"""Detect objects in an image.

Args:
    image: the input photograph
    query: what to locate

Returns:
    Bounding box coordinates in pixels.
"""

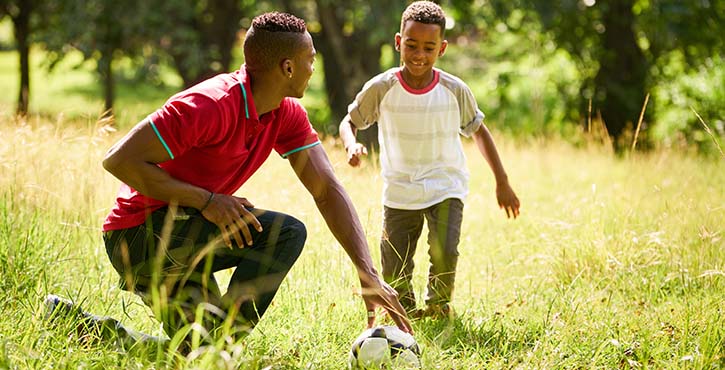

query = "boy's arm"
[472,124,521,218]
[339,115,368,167]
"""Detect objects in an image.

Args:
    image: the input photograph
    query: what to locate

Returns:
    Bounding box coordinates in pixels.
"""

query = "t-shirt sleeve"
[457,83,485,138]
[346,73,391,130]
[275,98,320,158]
[147,93,226,159]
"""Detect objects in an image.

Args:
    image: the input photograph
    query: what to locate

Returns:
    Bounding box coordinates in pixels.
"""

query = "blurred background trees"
[0,0,722,153]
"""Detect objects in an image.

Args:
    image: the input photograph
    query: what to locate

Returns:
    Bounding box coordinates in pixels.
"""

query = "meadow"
[0,43,724,369]
[0,110,723,369]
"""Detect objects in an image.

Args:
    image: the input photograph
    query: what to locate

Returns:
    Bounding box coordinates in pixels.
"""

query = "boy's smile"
[395,20,448,89]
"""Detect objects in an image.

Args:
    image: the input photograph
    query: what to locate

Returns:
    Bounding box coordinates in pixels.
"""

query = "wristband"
[199,191,215,213]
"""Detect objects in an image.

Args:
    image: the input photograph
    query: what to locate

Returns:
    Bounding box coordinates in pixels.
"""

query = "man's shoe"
[44,294,85,322]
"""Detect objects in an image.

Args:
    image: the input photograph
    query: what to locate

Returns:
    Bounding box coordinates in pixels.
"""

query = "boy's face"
[395,20,447,80]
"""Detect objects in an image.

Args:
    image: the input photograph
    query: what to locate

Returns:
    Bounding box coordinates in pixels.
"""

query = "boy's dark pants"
[103,206,305,342]
[381,198,463,313]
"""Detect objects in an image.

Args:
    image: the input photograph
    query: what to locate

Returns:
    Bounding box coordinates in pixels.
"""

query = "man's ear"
[438,40,448,57]
[281,58,294,78]
[394,33,402,52]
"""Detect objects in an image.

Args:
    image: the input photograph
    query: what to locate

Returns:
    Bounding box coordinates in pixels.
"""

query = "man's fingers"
[230,218,254,246]
[227,223,245,248]
[241,208,263,233]
[386,304,413,334]
[238,197,255,208]
[221,226,233,248]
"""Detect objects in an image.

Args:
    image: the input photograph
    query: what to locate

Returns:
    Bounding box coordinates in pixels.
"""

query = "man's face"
[395,20,447,80]
[289,32,316,98]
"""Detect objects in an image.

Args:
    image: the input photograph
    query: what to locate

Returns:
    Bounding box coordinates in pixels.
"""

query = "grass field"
[0,112,723,369]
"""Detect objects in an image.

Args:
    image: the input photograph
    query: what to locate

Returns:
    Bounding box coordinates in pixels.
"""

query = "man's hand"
[361,274,413,334]
[496,182,520,219]
[201,194,262,247]
[346,143,368,167]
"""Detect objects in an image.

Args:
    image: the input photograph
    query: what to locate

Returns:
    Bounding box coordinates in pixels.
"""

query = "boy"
[339,1,520,318]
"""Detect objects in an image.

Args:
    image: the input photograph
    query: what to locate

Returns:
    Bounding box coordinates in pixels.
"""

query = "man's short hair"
[243,12,308,72]
[400,1,446,36]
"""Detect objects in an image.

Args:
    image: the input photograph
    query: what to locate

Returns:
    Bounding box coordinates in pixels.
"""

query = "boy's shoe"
[422,303,454,320]
[409,308,425,320]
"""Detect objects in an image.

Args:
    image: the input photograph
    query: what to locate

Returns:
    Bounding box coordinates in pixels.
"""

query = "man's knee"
[283,215,307,252]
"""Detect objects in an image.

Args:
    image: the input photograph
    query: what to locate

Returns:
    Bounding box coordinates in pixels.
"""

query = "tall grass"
[0,114,723,369]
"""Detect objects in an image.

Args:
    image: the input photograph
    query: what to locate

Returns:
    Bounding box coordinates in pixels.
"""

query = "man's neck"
[248,72,285,116]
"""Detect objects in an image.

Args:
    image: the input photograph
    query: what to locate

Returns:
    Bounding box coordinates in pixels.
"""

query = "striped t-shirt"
[346,67,484,210]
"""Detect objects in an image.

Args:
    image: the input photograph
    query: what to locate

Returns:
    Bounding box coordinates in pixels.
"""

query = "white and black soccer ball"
[349,325,421,369]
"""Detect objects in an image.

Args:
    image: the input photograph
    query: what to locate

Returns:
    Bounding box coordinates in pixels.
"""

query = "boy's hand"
[346,143,368,167]
[496,182,520,219]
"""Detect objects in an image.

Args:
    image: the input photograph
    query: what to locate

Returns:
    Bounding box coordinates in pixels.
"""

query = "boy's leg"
[423,198,464,309]
[380,206,424,313]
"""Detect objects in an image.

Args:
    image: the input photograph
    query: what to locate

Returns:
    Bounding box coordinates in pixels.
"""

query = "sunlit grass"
[1,114,723,368]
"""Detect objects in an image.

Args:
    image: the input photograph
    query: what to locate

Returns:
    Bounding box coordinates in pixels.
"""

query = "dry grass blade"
[631,93,650,152]
[691,107,725,159]
[587,99,592,133]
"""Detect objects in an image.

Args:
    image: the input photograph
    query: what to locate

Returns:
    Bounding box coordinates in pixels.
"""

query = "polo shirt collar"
[239,65,277,125]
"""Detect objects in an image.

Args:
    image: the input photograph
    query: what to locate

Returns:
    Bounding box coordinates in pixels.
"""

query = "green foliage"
[651,54,725,154]
[482,0,723,146]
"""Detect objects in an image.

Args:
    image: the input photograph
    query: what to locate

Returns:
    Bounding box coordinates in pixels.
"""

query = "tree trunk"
[315,3,383,147]
[99,53,114,118]
[13,0,32,116]
[166,1,243,88]
[594,0,648,146]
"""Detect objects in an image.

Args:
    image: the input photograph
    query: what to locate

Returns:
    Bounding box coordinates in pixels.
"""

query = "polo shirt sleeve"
[457,83,485,138]
[147,93,225,160]
[275,98,320,158]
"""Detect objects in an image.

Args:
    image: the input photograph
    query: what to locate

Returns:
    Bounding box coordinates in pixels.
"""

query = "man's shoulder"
[171,73,239,103]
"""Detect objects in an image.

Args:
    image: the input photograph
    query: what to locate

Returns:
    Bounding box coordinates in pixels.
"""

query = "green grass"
[0,113,723,368]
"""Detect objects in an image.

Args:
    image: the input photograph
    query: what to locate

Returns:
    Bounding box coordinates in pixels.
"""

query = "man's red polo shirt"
[103,66,320,231]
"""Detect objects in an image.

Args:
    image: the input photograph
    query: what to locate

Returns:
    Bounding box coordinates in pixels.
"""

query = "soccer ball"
[349,325,421,369]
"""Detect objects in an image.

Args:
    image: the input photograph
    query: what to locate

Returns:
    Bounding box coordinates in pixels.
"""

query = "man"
[75,12,410,348]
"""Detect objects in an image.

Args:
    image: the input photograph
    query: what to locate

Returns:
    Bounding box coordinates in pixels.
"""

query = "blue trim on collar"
[239,82,250,119]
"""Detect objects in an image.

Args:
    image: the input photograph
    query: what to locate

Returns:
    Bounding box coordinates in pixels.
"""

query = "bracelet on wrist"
[199,191,215,213]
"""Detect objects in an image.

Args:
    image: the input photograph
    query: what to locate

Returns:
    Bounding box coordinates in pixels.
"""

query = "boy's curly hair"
[244,12,308,72]
[401,1,446,36]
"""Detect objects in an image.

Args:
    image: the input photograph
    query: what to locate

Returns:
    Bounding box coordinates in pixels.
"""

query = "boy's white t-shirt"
[346,67,484,210]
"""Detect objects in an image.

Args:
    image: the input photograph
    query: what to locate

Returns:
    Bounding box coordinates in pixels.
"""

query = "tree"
[40,0,151,118]
[145,0,255,88]
[488,0,724,147]
[1,0,33,116]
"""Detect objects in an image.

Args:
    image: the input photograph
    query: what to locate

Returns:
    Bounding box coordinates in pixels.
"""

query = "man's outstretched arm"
[287,145,412,333]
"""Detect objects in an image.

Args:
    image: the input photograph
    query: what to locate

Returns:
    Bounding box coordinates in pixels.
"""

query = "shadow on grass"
[416,312,545,360]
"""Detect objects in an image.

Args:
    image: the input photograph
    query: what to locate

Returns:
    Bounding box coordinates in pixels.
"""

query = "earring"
[288,74,293,79]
